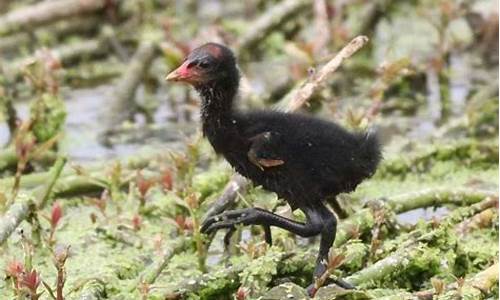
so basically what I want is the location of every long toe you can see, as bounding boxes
[331,278,356,290]
[203,220,238,235]
[200,215,219,233]
[201,209,251,233]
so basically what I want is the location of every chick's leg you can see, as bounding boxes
[201,207,324,239]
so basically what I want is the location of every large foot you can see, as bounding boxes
[202,209,274,246]
[201,208,256,235]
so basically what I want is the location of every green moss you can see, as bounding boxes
[456,229,499,276]
[30,93,66,143]
[239,247,282,294]
[341,241,369,273]
[192,163,231,200]
[194,276,239,300]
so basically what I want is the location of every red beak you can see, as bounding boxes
[166,60,196,83]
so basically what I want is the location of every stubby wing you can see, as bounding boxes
[247,131,284,171]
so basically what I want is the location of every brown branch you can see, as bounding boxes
[281,36,369,112]
[0,0,108,36]
[455,207,498,237]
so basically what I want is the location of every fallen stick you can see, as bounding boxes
[61,59,125,88]
[236,0,310,56]
[0,194,34,245]
[5,37,110,83]
[128,238,189,292]
[100,41,159,143]
[386,187,497,214]
[455,207,497,237]
[0,15,102,55]
[201,173,249,220]
[0,147,58,172]
[414,262,499,300]
[204,36,370,220]
[0,0,109,36]
[0,146,167,190]
[0,157,66,245]
[282,36,369,112]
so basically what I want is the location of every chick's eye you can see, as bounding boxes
[198,61,210,69]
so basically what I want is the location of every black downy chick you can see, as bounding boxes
[166,43,381,291]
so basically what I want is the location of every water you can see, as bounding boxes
[1,84,186,163]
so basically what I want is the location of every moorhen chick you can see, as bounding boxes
[166,43,381,292]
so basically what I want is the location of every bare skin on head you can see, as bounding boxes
[166,43,381,296]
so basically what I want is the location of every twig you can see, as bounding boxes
[236,0,310,57]
[130,238,189,291]
[455,207,497,237]
[0,157,66,245]
[0,194,34,245]
[165,250,305,298]
[0,147,166,190]
[201,173,249,220]
[204,36,370,220]
[4,38,110,83]
[280,36,369,112]
[386,187,498,214]
[33,157,67,208]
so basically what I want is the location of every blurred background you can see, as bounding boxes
[0,0,498,299]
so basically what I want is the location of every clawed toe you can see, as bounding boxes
[201,209,254,235]
[331,278,355,290]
